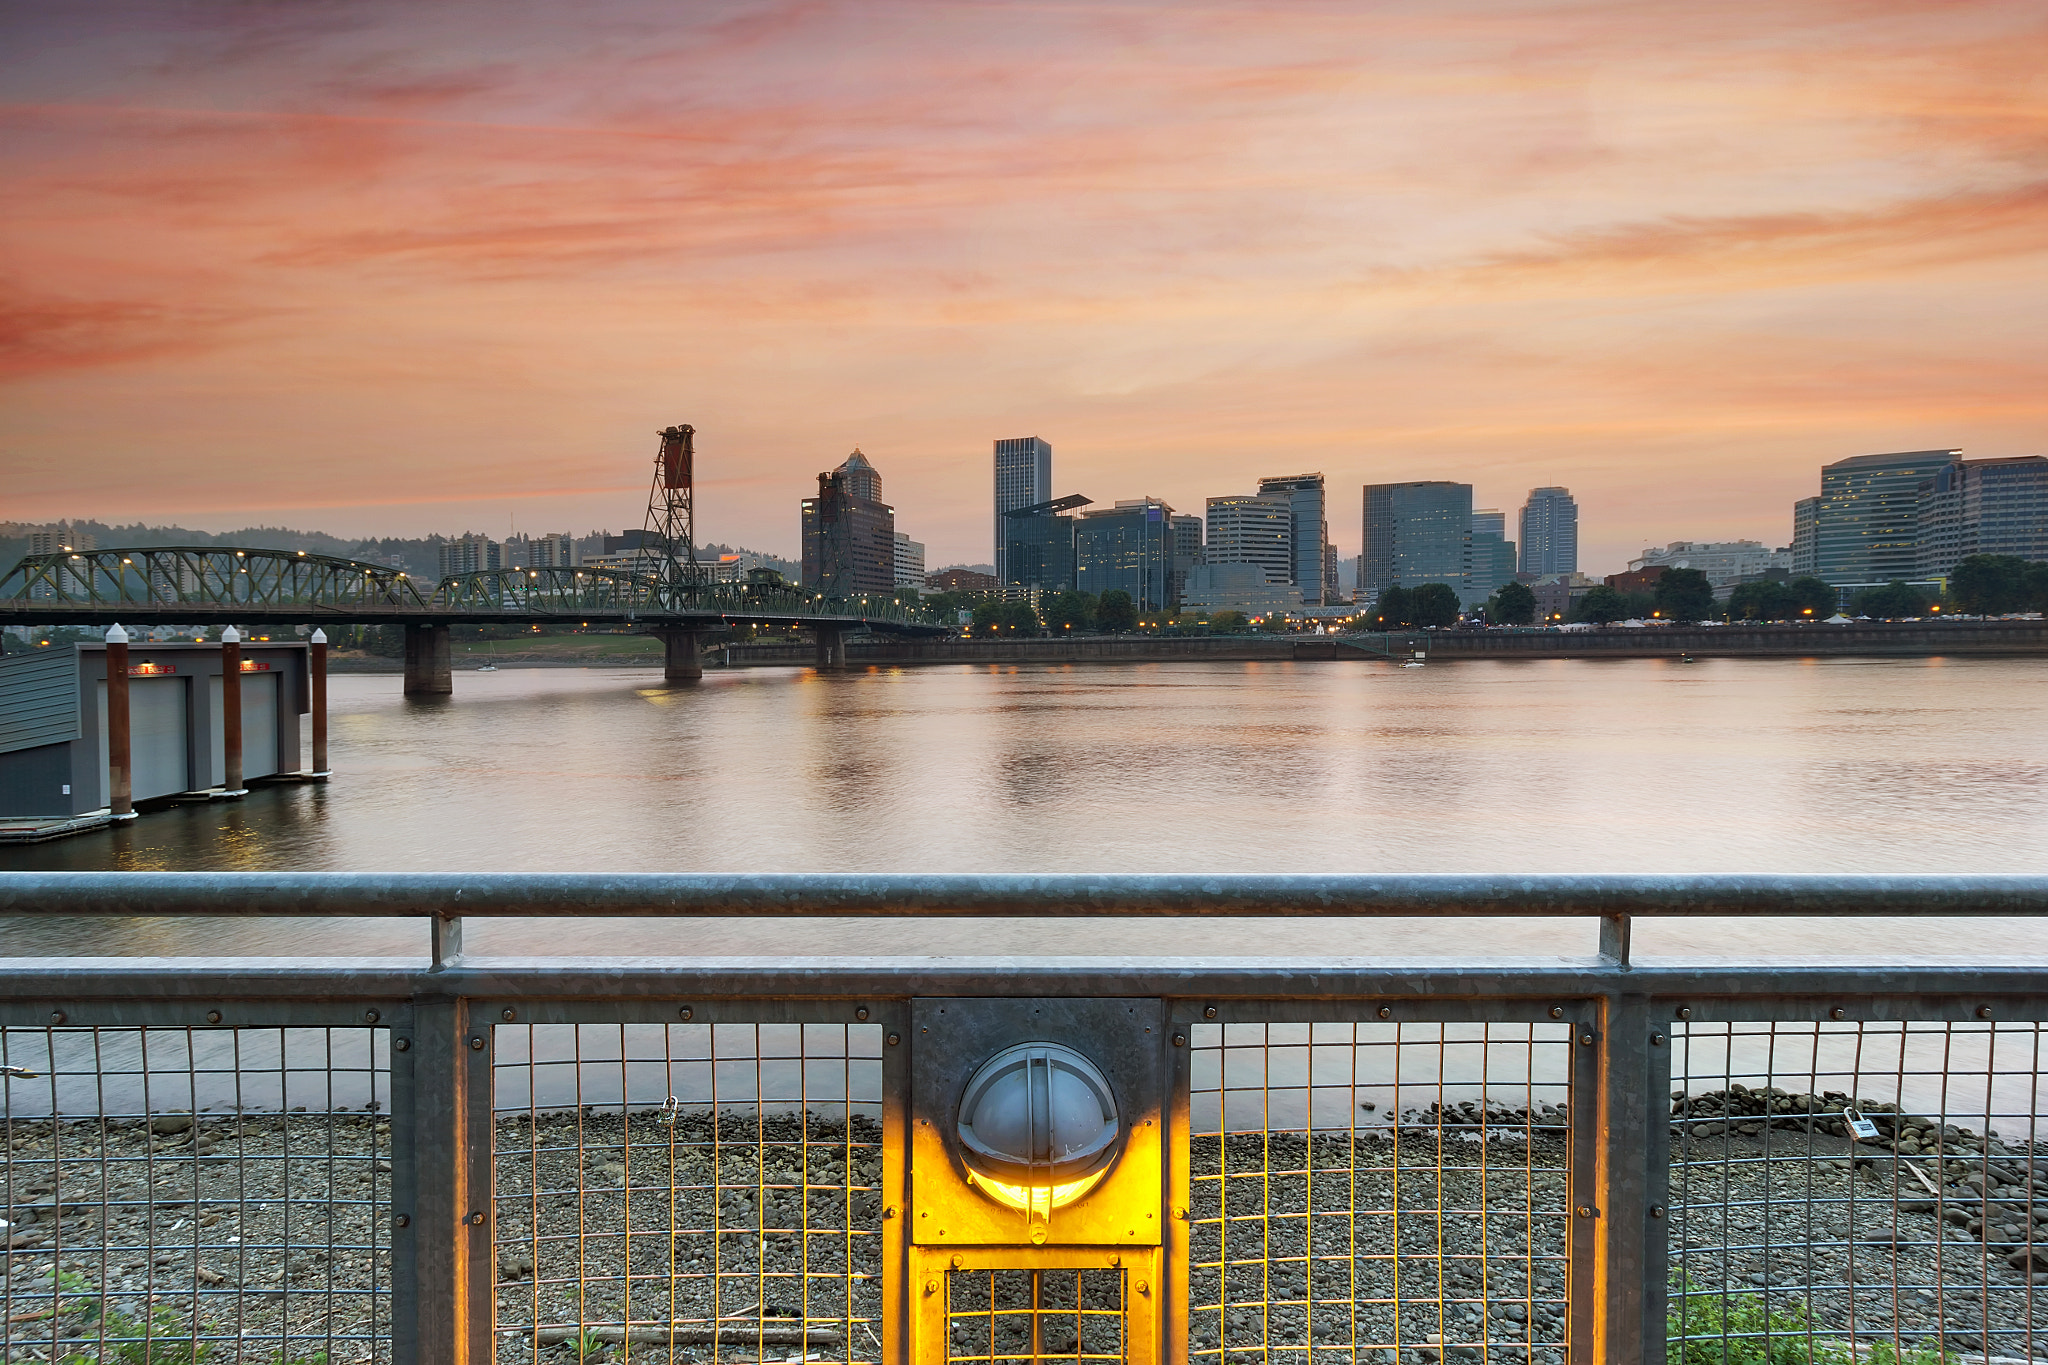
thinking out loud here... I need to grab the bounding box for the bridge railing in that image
[3,873,2044,1365]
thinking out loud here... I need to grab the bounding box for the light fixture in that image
[953,1042,1123,1240]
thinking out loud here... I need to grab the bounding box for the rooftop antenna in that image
[645,424,703,596]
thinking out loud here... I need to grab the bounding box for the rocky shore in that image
[4,1096,2044,1364]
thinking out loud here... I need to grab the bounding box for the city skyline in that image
[4,1,2045,571]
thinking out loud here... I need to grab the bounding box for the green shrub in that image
[1667,1273,1953,1364]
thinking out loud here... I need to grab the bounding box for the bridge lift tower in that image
[645,424,704,597]
[645,423,710,682]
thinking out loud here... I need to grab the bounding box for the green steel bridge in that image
[0,546,939,629]
[0,546,949,688]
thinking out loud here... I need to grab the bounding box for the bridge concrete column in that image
[814,625,846,670]
[658,627,704,682]
[404,624,453,696]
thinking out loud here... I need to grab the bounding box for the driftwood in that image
[530,1324,842,1348]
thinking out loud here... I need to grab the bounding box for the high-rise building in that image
[524,533,579,569]
[1170,514,1203,606]
[29,526,95,557]
[893,532,926,591]
[1517,488,1579,576]
[1361,481,1473,602]
[1075,497,1175,610]
[1467,510,1518,604]
[437,533,503,577]
[1916,456,2048,576]
[993,436,1053,585]
[1255,473,1330,606]
[1810,449,1957,583]
[1002,495,1089,592]
[1792,497,1821,576]
[1204,494,1293,590]
[802,449,897,596]
[1323,543,1343,604]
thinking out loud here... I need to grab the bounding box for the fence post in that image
[402,992,495,1365]
[1592,991,1660,1365]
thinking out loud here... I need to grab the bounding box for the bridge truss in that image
[0,548,942,634]
[0,546,429,614]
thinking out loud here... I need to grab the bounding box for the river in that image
[4,654,2047,962]
[6,656,2045,1125]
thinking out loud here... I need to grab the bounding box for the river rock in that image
[149,1113,194,1135]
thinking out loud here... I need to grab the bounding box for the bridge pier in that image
[657,627,704,682]
[404,624,452,696]
[814,626,846,670]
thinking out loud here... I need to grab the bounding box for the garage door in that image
[209,672,281,786]
[96,676,190,806]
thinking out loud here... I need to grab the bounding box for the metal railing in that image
[2,874,2045,1365]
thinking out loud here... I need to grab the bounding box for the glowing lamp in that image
[955,1043,1123,1239]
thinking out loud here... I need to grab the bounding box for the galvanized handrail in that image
[4,872,2047,918]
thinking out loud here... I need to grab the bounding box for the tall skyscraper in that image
[993,436,1053,584]
[1468,510,1518,603]
[1002,494,1090,592]
[1916,455,2048,576]
[1792,497,1821,576]
[1204,494,1294,589]
[1255,473,1330,606]
[1075,497,1175,610]
[1811,450,1957,582]
[802,449,897,595]
[1361,481,1473,602]
[1517,487,1579,576]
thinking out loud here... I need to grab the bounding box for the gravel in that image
[6,1094,2045,1365]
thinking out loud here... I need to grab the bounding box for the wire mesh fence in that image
[1,1024,392,1364]
[1186,1019,1576,1365]
[944,1268,1125,1365]
[488,1021,886,1365]
[1667,1018,2047,1364]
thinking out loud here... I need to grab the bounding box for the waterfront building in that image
[927,567,998,593]
[1323,544,1343,604]
[1001,495,1089,592]
[1629,540,1789,590]
[893,532,927,591]
[1255,473,1331,606]
[1916,455,2048,576]
[0,639,310,819]
[1075,497,1176,611]
[1468,509,1519,605]
[1792,497,1821,576]
[437,534,503,577]
[1180,563,1303,616]
[1518,488,1579,576]
[993,436,1053,585]
[1205,494,1294,590]
[1530,572,1600,622]
[1361,481,1473,603]
[801,449,896,596]
[1810,449,1958,583]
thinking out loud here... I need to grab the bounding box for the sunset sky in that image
[4,0,2044,573]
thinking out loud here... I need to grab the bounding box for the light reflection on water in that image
[4,652,2045,1122]
[0,656,2044,962]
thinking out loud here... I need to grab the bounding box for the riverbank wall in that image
[716,619,2048,667]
